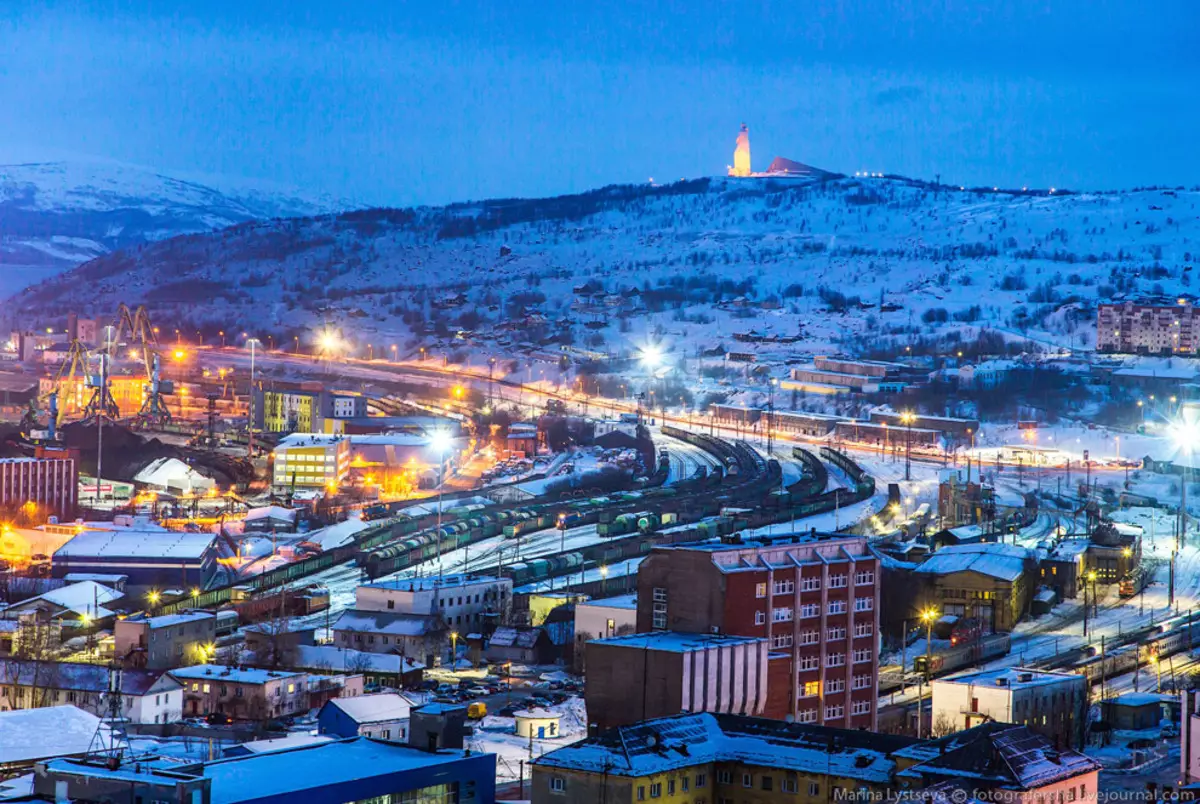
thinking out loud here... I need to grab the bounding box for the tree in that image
[931,712,957,738]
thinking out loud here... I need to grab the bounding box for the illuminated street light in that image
[918,607,938,739]
[638,345,663,370]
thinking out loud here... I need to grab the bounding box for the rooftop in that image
[0,660,169,696]
[124,610,216,629]
[325,692,418,724]
[589,632,766,653]
[54,529,218,561]
[899,724,1099,790]
[3,580,124,618]
[936,667,1084,690]
[0,705,105,766]
[363,574,503,592]
[578,593,637,611]
[332,610,443,637]
[294,644,424,676]
[244,506,297,523]
[169,664,305,685]
[276,433,347,448]
[534,713,918,782]
[915,543,1033,582]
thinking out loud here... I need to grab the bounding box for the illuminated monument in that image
[728,123,752,177]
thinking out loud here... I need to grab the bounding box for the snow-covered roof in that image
[349,434,432,446]
[4,580,124,618]
[201,737,482,804]
[332,610,443,637]
[54,529,218,560]
[1108,692,1172,707]
[62,573,128,584]
[534,712,915,782]
[578,593,637,611]
[169,664,305,685]
[301,516,371,550]
[294,645,424,675]
[589,632,765,653]
[128,610,215,630]
[0,705,105,766]
[488,626,547,649]
[937,667,1083,691]
[244,506,297,524]
[227,734,333,755]
[514,707,559,720]
[915,543,1032,582]
[0,660,168,696]
[364,573,503,592]
[133,457,215,491]
[276,433,346,448]
[326,692,417,725]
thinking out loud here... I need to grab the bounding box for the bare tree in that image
[931,712,957,738]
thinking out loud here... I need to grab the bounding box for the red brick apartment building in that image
[633,532,880,730]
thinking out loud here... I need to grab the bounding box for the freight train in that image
[912,633,1011,675]
[226,583,330,623]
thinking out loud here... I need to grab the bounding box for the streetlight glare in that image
[639,344,663,370]
[429,429,454,455]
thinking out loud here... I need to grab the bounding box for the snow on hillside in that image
[0,160,349,296]
[8,175,1199,365]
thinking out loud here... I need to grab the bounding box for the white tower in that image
[729,123,751,177]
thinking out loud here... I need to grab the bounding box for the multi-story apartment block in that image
[632,533,880,730]
[114,610,217,670]
[169,664,360,721]
[0,455,78,520]
[1097,301,1200,354]
[253,384,369,433]
[355,574,510,631]
[0,660,182,724]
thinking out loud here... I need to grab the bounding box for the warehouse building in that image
[51,520,232,590]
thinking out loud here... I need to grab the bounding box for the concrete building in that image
[169,664,358,721]
[484,626,556,665]
[0,455,78,520]
[357,574,510,632]
[1181,688,1200,783]
[33,736,496,804]
[634,532,880,730]
[931,667,1088,749]
[51,520,230,589]
[331,610,446,665]
[532,712,920,804]
[318,691,418,741]
[254,384,368,433]
[914,543,1036,633]
[0,660,182,725]
[573,594,637,672]
[270,433,351,492]
[292,644,425,691]
[1098,301,1200,354]
[834,420,941,448]
[585,632,771,731]
[868,410,980,442]
[114,610,217,670]
[959,360,1018,390]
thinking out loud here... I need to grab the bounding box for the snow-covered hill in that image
[0,160,347,295]
[9,175,1199,361]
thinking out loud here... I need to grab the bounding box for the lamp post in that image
[246,337,262,458]
[766,377,778,456]
[900,411,916,481]
[1083,570,1097,636]
[450,631,459,665]
[918,607,937,739]
[431,429,453,579]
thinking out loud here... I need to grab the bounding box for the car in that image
[433,695,456,704]
[497,706,518,717]
[547,693,568,705]
[467,686,491,697]
[205,712,232,726]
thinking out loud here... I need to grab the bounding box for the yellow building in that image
[271,433,351,492]
[527,592,588,627]
[531,713,919,804]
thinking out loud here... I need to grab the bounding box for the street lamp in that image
[147,590,161,610]
[245,337,262,457]
[430,429,454,578]
[600,564,609,595]
[450,631,459,664]
[918,607,938,739]
[900,410,916,481]
[1083,570,1097,636]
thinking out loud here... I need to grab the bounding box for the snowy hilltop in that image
[0,160,349,296]
[8,174,1199,360]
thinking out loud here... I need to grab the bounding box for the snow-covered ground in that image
[466,696,588,782]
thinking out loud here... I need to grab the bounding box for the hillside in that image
[0,160,346,295]
[8,175,1199,363]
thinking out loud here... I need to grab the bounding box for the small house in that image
[483,626,556,665]
[514,707,561,740]
[318,692,418,741]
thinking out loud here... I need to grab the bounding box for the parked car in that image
[206,712,232,726]
[497,706,517,717]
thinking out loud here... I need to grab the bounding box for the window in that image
[855,570,875,586]
[827,678,845,693]
[828,600,847,615]
[803,681,821,697]
[681,778,689,792]
[854,621,873,638]
[827,626,846,641]
[853,675,872,690]
[287,683,296,694]
[717,771,732,785]
[742,774,752,789]
[651,783,662,798]
[202,684,210,694]
[854,648,872,664]
[782,778,798,794]
[550,778,566,794]
[387,600,395,610]
[799,655,819,671]
[668,780,676,795]
[809,782,820,796]
[825,704,844,719]
[798,709,817,724]
[653,612,667,630]
[828,574,847,589]
[761,776,773,791]
[696,773,707,788]
[638,787,645,801]
[852,700,872,715]
[854,597,874,612]
[800,576,820,592]
[827,653,845,668]
[801,604,819,619]
[800,630,819,645]
[772,633,793,649]
[773,579,794,596]
[754,611,766,625]
[755,583,767,598]
[772,607,793,623]
[653,587,668,603]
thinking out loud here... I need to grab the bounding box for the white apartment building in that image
[356,574,511,631]
[0,660,182,725]
[932,667,1087,749]
[271,433,351,492]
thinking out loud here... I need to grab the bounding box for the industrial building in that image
[630,532,880,730]
[913,543,1037,633]
[0,455,79,521]
[930,667,1088,749]
[253,383,368,433]
[270,432,351,492]
[51,520,232,589]
[584,632,771,731]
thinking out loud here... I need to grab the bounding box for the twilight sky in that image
[0,1,1196,207]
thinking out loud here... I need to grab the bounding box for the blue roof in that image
[589,632,765,653]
